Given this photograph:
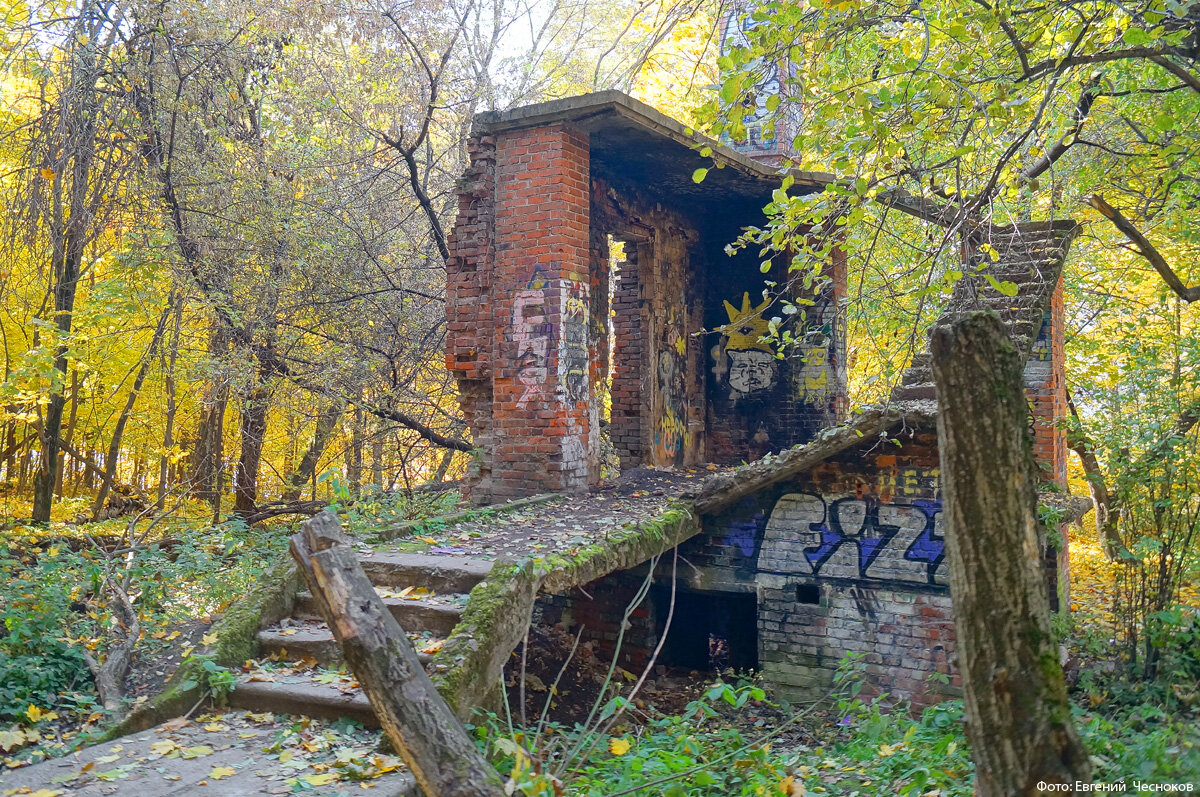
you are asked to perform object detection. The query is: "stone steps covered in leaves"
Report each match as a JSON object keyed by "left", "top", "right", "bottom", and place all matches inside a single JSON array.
[
  {"left": 229, "top": 674, "right": 378, "bottom": 728},
  {"left": 229, "top": 553, "right": 493, "bottom": 726},
  {"left": 254, "top": 621, "right": 442, "bottom": 668},
  {"left": 293, "top": 591, "right": 468, "bottom": 637},
  {"left": 0, "top": 710, "right": 418, "bottom": 796},
  {"left": 239, "top": 469, "right": 708, "bottom": 729}
]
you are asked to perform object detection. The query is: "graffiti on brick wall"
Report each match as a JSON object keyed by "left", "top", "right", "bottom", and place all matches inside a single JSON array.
[
  {"left": 1030, "top": 310, "right": 1052, "bottom": 362},
  {"left": 513, "top": 270, "right": 552, "bottom": 409},
  {"left": 722, "top": 509, "right": 767, "bottom": 558},
  {"left": 711, "top": 293, "right": 777, "bottom": 399},
  {"left": 654, "top": 318, "right": 688, "bottom": 463},
  {"left": 758, "top": 491, "right": 946, "bottom": 585},
  {"left": 719, "top": 9, "right": 794, "bottom": 150},
  {"left": 796, "top": 328, "right": 832, "bottom": 402},
  {"left": 559, "top": 283, "right": 589, "bottom": 404},
  {"left": 563, "top": 416, "right": 586, "bottom": 470}
]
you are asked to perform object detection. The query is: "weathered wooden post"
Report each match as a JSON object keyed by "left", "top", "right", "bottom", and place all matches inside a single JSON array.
[{"left": 290, "top": 511, "right": 504, "bottom": 797}]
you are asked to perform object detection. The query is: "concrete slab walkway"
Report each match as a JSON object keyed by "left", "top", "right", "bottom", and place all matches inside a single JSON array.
[{"left": 0, "top": 710, "right": 416, "bottom": 797}]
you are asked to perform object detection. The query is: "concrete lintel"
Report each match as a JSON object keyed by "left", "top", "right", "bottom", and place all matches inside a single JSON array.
[{"left": 473, "top": 90, "right": 834, "bottom": 194}]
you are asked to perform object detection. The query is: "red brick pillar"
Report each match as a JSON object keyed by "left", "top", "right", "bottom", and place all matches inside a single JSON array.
[
  {"left": 1026, "top": 274, "right": 1068, "bottom": 488},
  {"left": 1026, "top": 273, "right": 1070, "bottom": 610},
  {"left": 489, "top": 124, "right": 591, "bottom": 498}
]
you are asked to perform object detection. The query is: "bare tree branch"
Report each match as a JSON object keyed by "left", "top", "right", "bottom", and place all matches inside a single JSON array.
[{"left": 1089, "top": 194, "right": 1200, "bottom": 302}]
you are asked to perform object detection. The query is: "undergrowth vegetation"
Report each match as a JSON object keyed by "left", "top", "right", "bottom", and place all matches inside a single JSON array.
[
  {"left": 476, "top": 665, "right": 1199, "bottom": 795},
  {"left": 0, "top": 487, "right": 460, "bottom": 765},
  {"left": 0, "top": 499, "right": 287, "bottom": 759}
]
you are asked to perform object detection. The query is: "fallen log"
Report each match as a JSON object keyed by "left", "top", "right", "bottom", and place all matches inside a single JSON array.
[{"left": 290, "top": 511, "right": 504, "bottom": 797}]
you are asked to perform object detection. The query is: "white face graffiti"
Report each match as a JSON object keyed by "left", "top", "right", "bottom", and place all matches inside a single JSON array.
[{"left": 727, "top": 349, "right": 776, "bottom": 395}]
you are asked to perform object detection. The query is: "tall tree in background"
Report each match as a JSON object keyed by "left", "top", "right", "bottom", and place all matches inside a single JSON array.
[
  {"left": 702, "top": 0, "right": 1198, "bottom": 550},
  {"left": 6, "top": 1, "right": 133, "bottom": 522},
  {"left": 1, "top": 0, "right": 722, "bottom": 519}
]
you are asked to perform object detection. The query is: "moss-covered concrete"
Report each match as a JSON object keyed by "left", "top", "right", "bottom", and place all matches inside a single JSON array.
[
  {"left": 429, "top": 501, "right": 700, "bottom": 720},
  {"left": 96, "top": 556, "right": 302, "bottom": 741},
  {"left": 430, "top": 563, "right": 539, "bottom": 721},
  {"left": 371, "top": 492, "right": 562, "bottom": 542}
]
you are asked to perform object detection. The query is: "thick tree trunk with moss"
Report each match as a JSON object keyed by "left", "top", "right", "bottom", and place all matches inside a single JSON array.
[
  {"left": 931, "top": 312, "right": 1091, "bottom": 795},
  {"left": 290, "top": 511, "right": 504, "bottom": 797}
]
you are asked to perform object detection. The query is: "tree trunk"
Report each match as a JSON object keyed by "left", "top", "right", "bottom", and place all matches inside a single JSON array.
[
  {"left": 370, "top": 419, "right": 384, "bottom": 487},
  {"left": 281, "top": 400, "right": 344, "bottom": 502},
  {"left": 930, "top": 311, "right": 1091, "bottom": 795},
  {"left": 290, "top": 512, "right": 504, "bottom": 797},
  {"left": 32, "top": 170, "right": 94, "bottom": 521},
  {"left": 191, "top": 326, "right": 231, "bottom": 514},
  {"left": 233, "top": 367, "right": 271, "bottom": 517},
  {"left": 158, "top": 299, "right": 184, "bottom": 508},
  {"left": 348, "top": 403, "right": 364, "bottom": 493},
  {"left": 3, "top": 422, "right": 15, "bottom": 483},
  {"left": 92, "top": 300, "right": 174, "bottom": 519},
  {"left": 56, "top": 370, "right": 79, "bottom": 497},
  {"left": 433, "top": 448, "right": 453, "bottom": 484}
]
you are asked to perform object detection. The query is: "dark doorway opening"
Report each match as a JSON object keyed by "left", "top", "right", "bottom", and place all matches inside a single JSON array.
[{"left": 652, "top": 587, "right": 758, "bottom": 672}]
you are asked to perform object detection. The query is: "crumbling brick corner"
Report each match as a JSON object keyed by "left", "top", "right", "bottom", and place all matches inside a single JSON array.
[{"left": 447, "top": 125, "right": 593, "bottom": 502}]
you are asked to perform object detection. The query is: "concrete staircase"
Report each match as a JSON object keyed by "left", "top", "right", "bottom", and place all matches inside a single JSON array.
[{"left": 229, "top": 552, "right": 495, "bottom": 726}]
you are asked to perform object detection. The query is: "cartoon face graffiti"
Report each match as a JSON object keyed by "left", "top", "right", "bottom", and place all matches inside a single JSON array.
[
  {"left": 797, "top": 341, "right": 831, "bottom": 402},
  {"left": 727, "top": 349, "right": 776, "bottom": 395},
  {"left": 716, "top": 292, "right": 777, "bottom": 398}
]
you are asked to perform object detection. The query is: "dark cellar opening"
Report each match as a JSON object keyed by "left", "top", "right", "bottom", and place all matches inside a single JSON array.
[{"left": 652, "top": 586, "right": 758, "bottom": 673}]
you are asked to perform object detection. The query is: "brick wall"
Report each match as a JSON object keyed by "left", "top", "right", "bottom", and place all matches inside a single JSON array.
[
  {"left": 592, "top": 181, "right": 707, "bottom": 469},
  {"left": 446, "top": 126, "right": 594, "bottom": 502},
  {"left": 1026, "top": 274, "right": 1068, "bottom": 488},
  {"left": 704, "top": 245, "right": 847, "bottom": 464},
  {"left": 446, "top": 135, "right": 497, "bottom": 494},
  {"left": 610, "top": 243, "right": 644, "bottom": 470},
  {"left": 678, "top": 431, "right": 961, "bottom": 705},
  {"left": 534, "top": 571, "right": 660, "bottom": 672}
]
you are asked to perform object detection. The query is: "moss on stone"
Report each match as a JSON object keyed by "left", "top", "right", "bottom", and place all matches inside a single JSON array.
[
  {"left": 429, "top": 501, "right": 700, "bottom": 720},
  {"left": 430, "top": 562, "right": 539, "bottom": 719},
  {"left": 96, "top": 557, "right": 301, "bottom": 741}
]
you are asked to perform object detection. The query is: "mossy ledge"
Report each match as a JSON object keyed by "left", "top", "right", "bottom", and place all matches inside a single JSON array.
[
  {"left": 95, "top": 556, "right": 301, "bottom": 742},
  {"left": 430, "top": 502, "right": 700, "bottom": 721}
]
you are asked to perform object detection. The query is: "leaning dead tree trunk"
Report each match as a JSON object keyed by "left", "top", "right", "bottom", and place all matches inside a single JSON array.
[
  {"left": 80, "top": 573, "right": 140, "bottom": 712},
  {"left": 290, "top": 511, "right": 504, "bottom": 797},
  {"left": 931, "top": 312, "right": 1091, "bottom": 795}
]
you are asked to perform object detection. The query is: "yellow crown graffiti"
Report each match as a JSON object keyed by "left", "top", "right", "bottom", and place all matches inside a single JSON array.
[{"left": 720, "top": 293, "right": 774, "bottom": 352}]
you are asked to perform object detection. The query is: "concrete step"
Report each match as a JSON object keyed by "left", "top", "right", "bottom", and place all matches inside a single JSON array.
[
  {"left": 359, "top": 552, "right": 494, "bottom": 593},
  {"left": 891, "top": 383, "right": 937, "bottom": 401},
  {"left": 258, "top": 623, "right": 439, "bottom": 668},
  {"left": 230, "top": 678, "right": 378, "bottom": 727},
  {"left": 294, "top": 591, "right": 464, "bottom": 636},
  {"left": 258, "top": 625, "right": 345, "bottom": 667}
]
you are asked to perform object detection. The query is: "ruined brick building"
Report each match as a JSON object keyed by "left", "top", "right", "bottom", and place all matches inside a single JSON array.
[{"left": 444, "top": 89, "right": 1083, "bottom": 706}]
